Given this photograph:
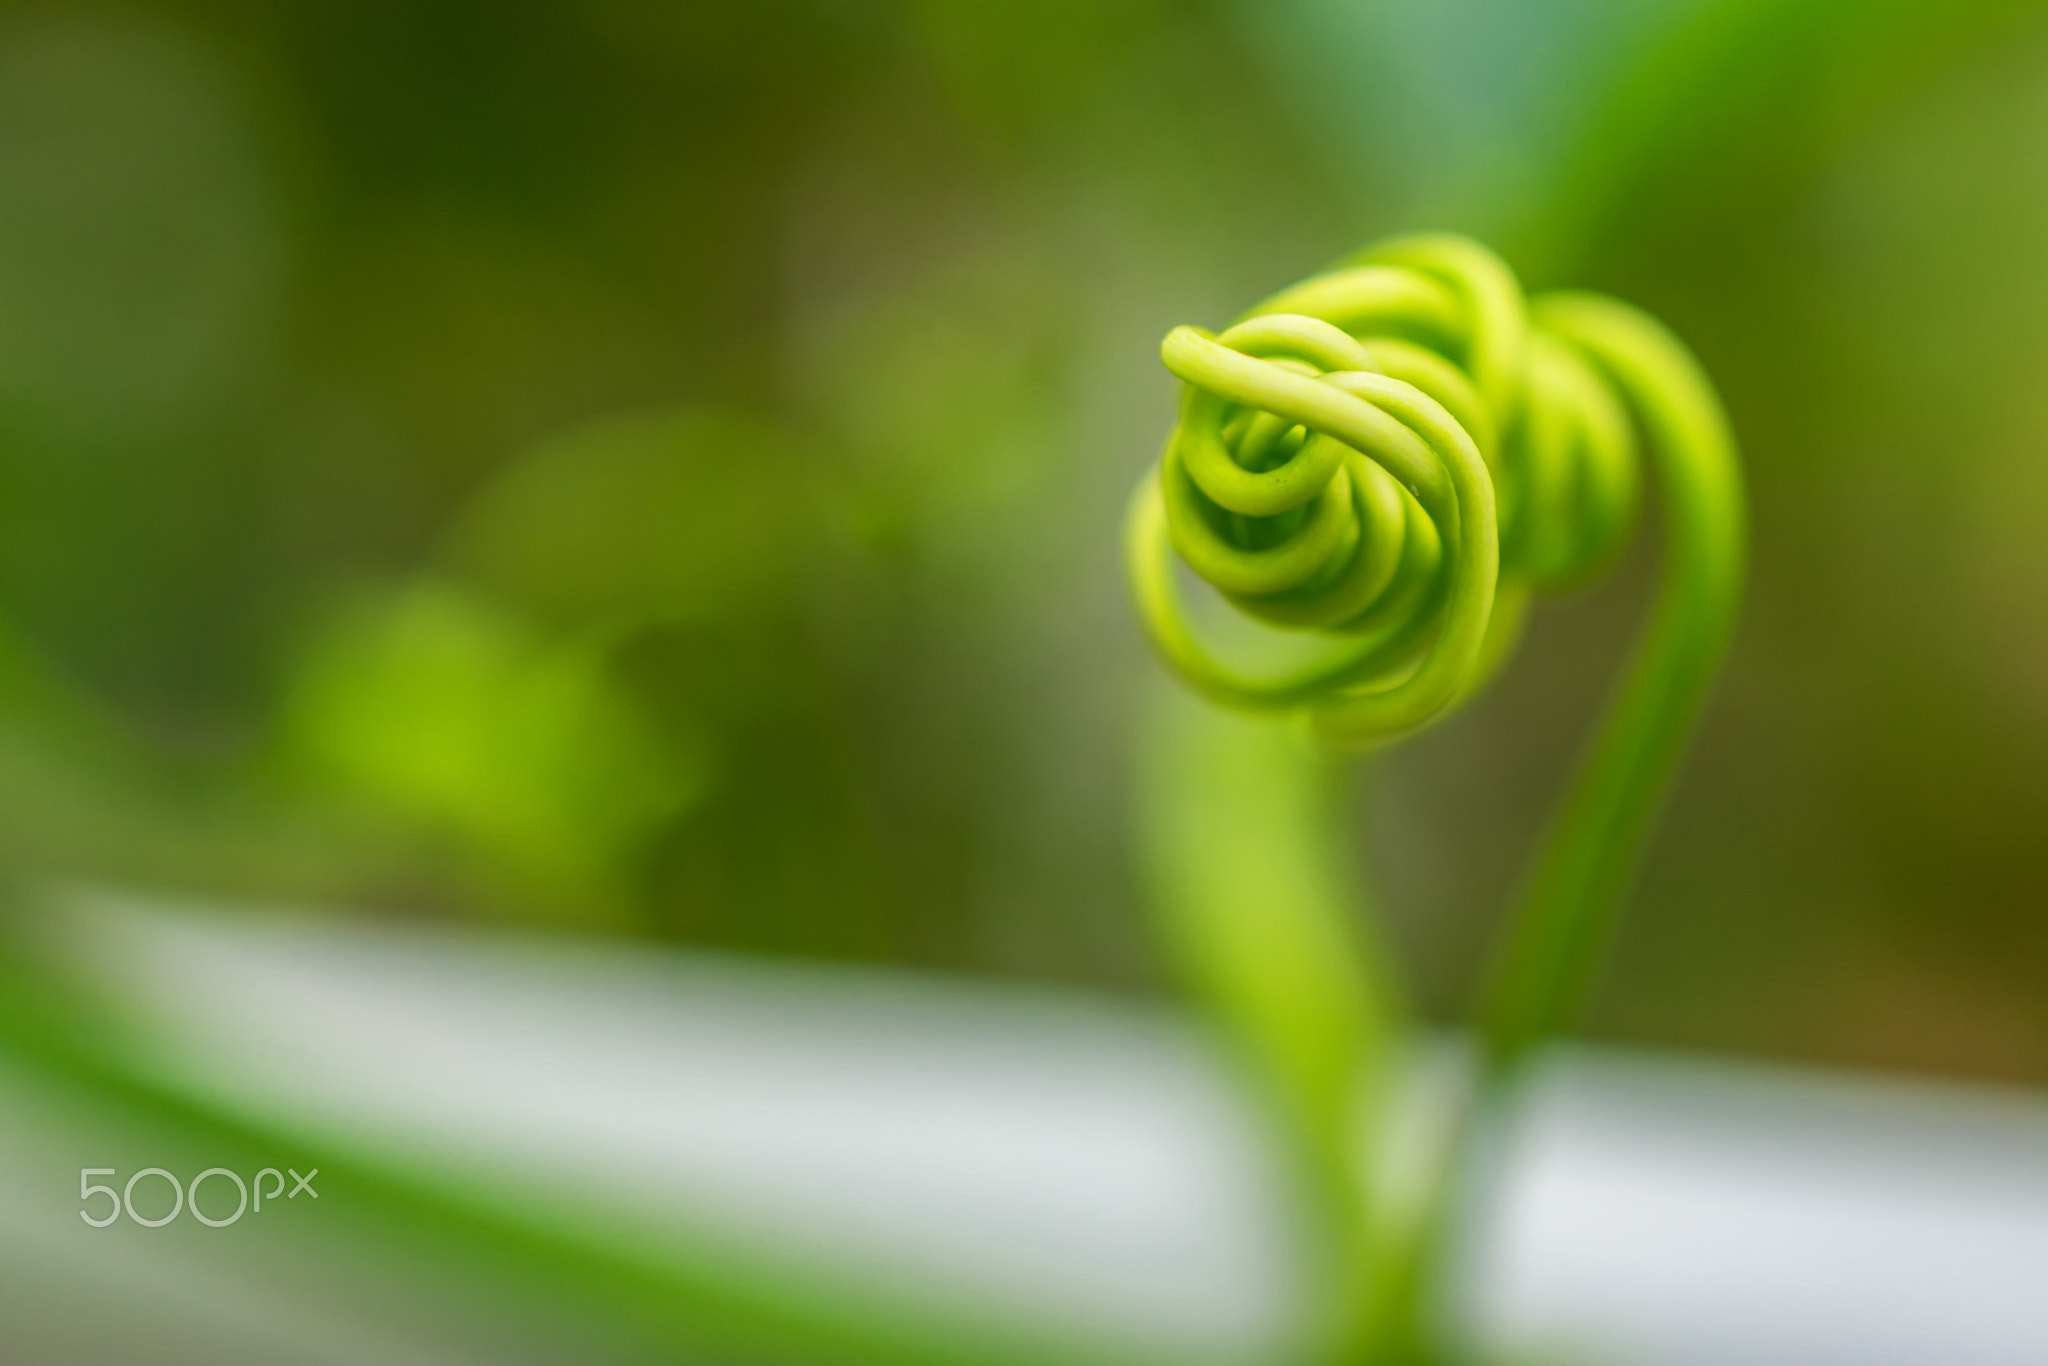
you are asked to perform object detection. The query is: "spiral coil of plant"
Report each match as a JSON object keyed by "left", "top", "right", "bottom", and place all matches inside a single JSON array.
[{"left": 1126, "top": 233, "right": 1744, "bottom": 1362}]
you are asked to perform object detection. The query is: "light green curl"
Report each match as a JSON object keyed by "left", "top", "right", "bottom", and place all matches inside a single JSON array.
[{"left": 1126, "top": 233, "right": 1744, "bottom": 1363}]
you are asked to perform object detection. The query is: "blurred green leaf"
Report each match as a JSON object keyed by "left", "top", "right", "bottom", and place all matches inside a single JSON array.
[{"left": 279, "top": 581, "right": 704, "bottom": 921}]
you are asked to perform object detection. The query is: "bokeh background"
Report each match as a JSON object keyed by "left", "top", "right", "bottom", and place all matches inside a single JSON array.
[{"left": 2, "top": 0, "right": 2048, "bottom": 1086}]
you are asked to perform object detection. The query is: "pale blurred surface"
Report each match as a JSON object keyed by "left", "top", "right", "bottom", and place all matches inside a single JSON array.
[{"left": 10, "top": 893, "right": 2048, "bottom": 1366}]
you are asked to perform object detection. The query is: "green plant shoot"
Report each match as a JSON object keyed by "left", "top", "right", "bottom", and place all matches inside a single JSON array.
[{"left": 1128, "top": 233, "right": 1745, "bottom": 1363}]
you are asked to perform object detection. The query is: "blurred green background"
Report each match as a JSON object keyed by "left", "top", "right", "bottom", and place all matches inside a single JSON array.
[{"left": 4, "top": 0, "right": 2048, "bottom": 1084}]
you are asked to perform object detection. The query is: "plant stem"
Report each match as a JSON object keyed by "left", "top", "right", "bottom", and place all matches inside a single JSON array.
[{"left": 1375, "top": 293, "right": 1746, "bottom": 1363}]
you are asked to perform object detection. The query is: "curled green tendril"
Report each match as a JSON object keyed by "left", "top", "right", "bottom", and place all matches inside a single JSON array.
[
  {"left": 1129, "top": 231, "right": 1743, "bottom": 1034},
  {"left": 1127, "top": 233, "right": 1744, "bottom": 1361},
  {"left": 1126, "top": 234, "right": 1708, "bottom": 746}
]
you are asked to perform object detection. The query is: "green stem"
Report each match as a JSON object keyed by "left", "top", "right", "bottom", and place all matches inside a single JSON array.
[
  {"left": 1135, "top": 685, "right": 1401, "bottom": 1363},
  {"left": 1478, "top": 293, "right": 1745, "bottom": 1070},
  {"left": 1378, "top": 293, "right": 1746, "bottom": 1363}
]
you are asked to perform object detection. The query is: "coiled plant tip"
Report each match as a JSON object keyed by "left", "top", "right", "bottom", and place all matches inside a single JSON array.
[{"left": 1127, "top": 233, "right": 1744, "bottom": 1362}]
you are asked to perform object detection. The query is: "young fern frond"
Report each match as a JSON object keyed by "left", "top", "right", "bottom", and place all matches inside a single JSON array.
[{"left": 1127, "top": 233, "right": 1744, "bottom": 1361}]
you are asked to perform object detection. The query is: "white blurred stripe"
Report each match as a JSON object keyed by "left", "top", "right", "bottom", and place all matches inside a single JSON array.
[{"left": 30, "top": 886, "right": 2048, "bottom": 1365}]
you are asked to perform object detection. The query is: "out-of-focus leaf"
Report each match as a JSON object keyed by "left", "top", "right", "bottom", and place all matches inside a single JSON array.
[
  {"left": 278, "top": 582, "right": 705, "bottom": 921},
  {"left": 1227, "top": 0, "right": 1704, "bottom": 231},
  {"left": 1513, "top": 0, "right": 2048, "bottom": 277}
]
